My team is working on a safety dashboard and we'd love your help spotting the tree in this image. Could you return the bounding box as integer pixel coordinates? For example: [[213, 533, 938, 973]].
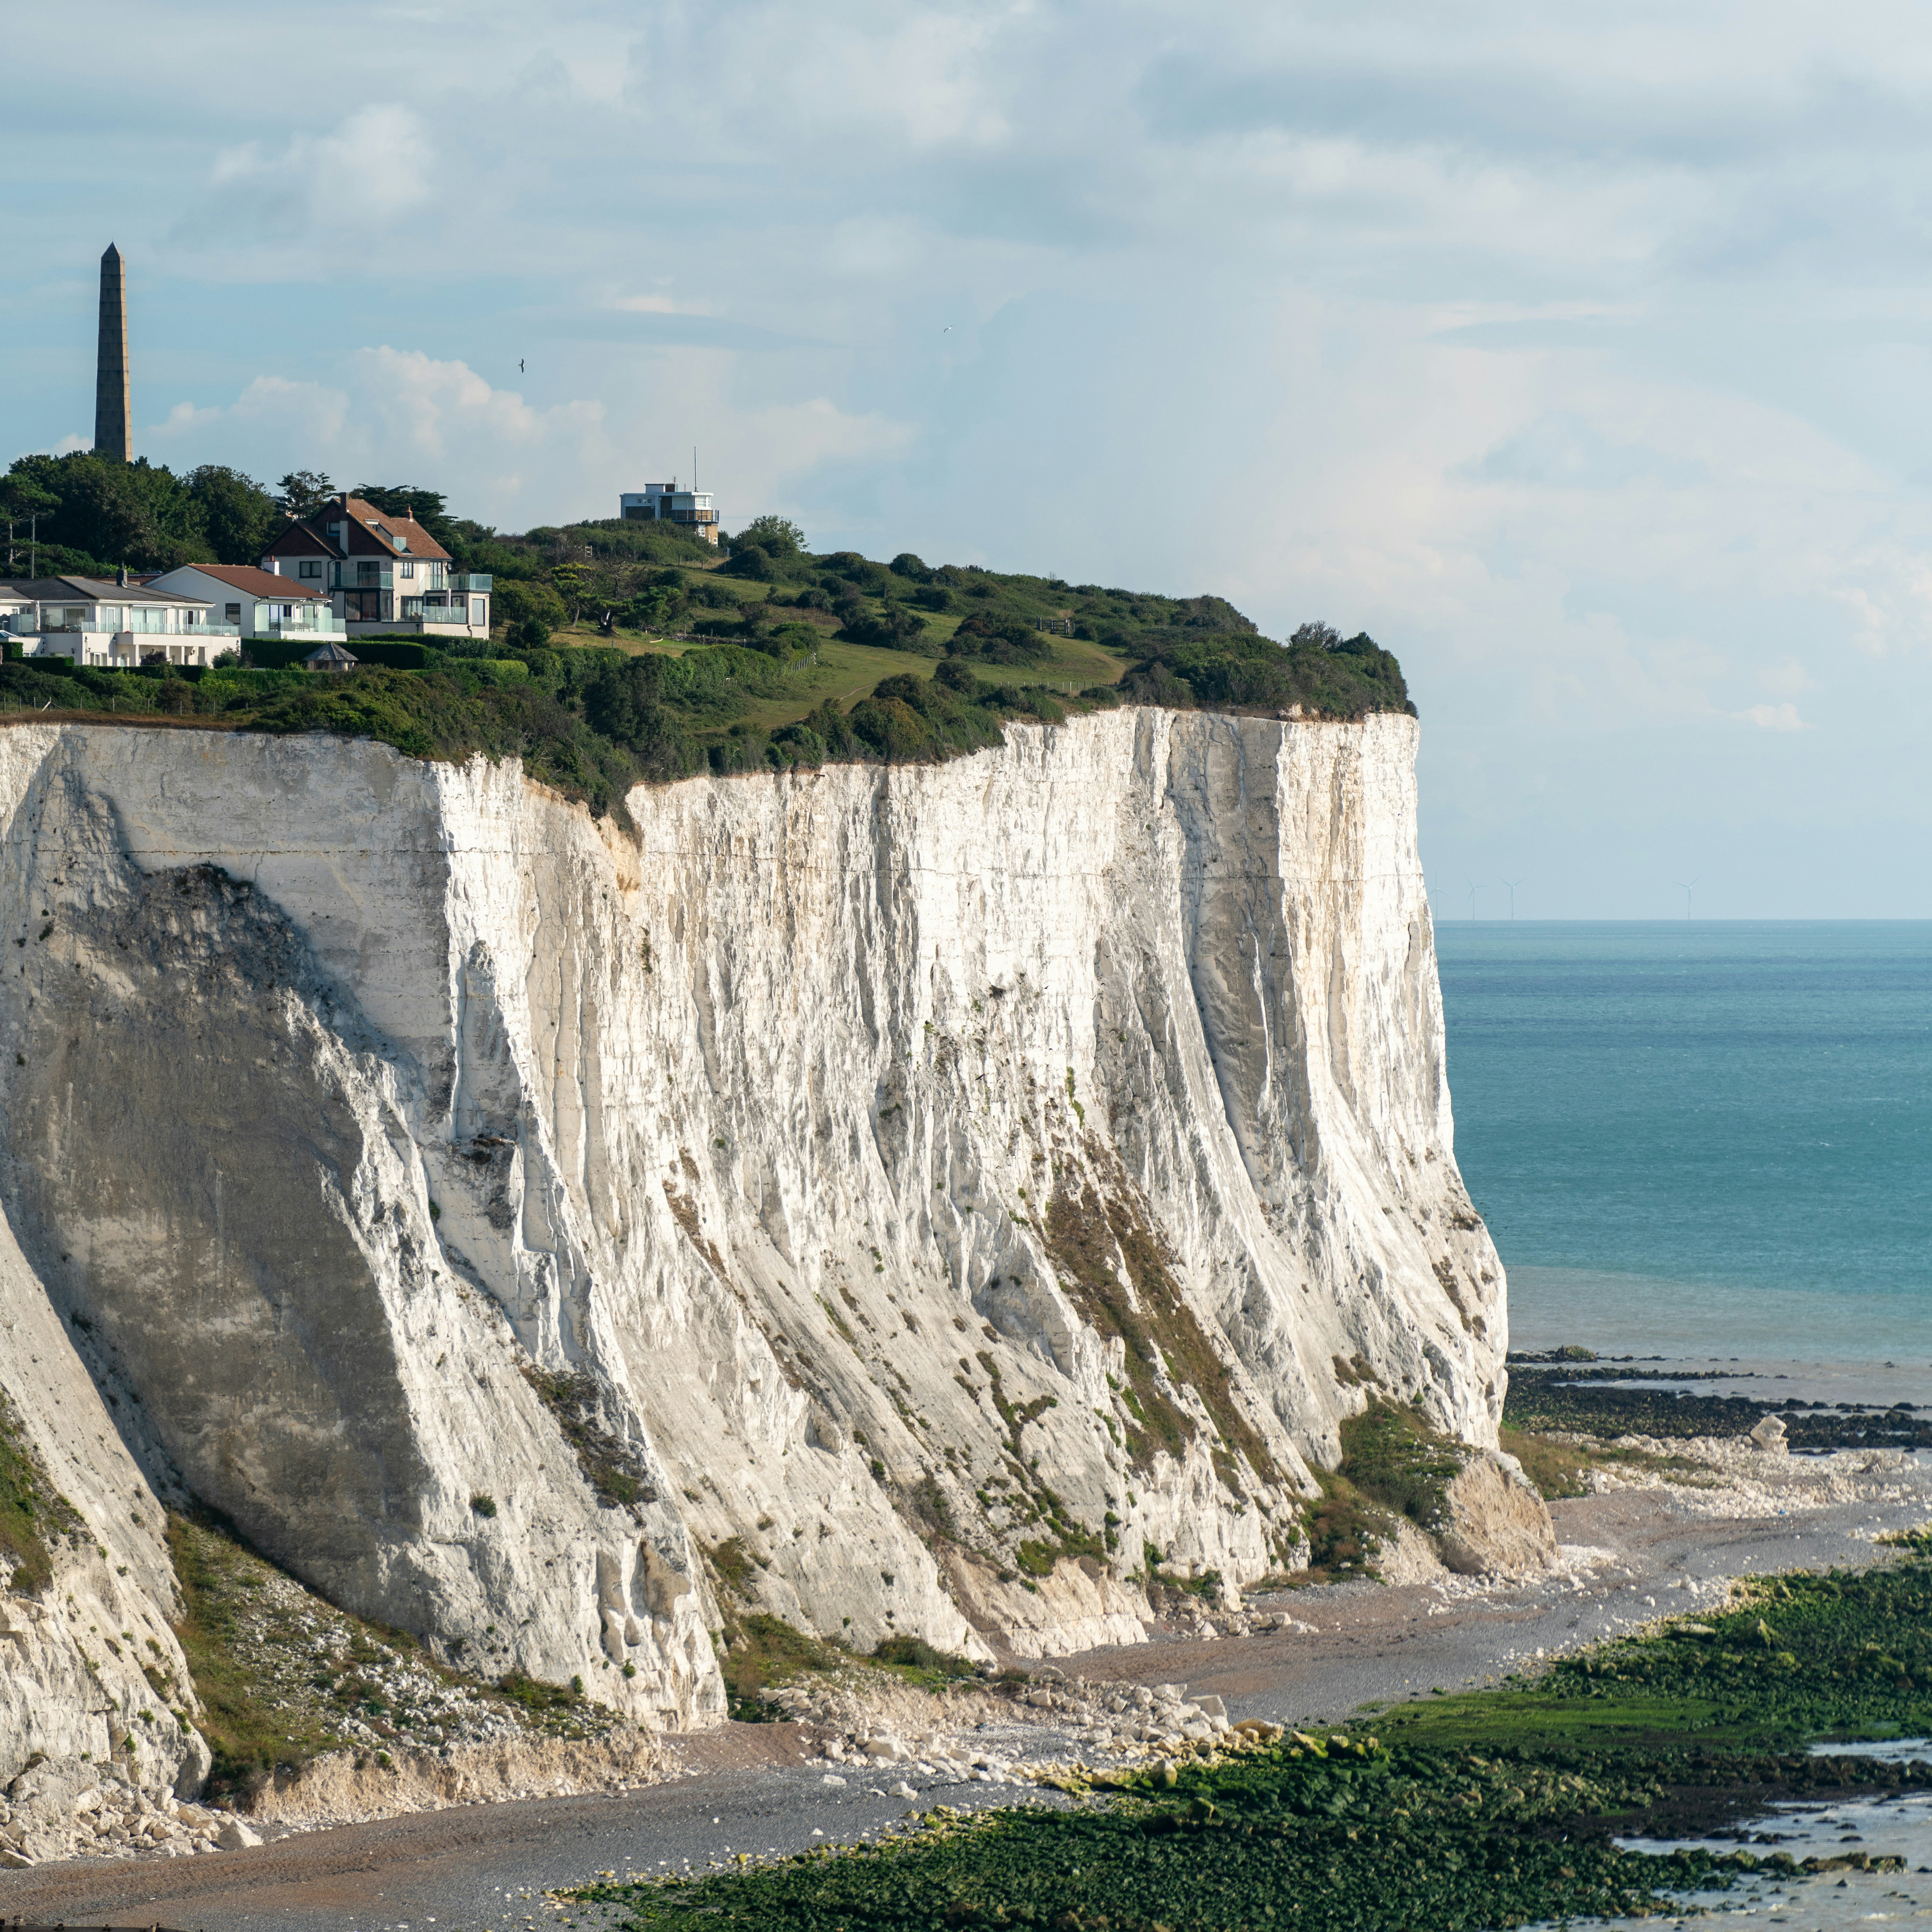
[[276, 471, 336, 522], [889, 552, 930, 580], [185, 465, 279, 566], [1290, 621, 1342, 652], [0, 477, 57, 572], [491, 577, 567, 636], [31, 455, 211, 571], [735, 515, 805, 559]]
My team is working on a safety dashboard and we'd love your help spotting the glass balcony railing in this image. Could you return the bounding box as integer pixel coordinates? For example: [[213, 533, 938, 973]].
[[402, 597, 482, 622], [257, 610, 346, 634], [449, 574, 492, 592]]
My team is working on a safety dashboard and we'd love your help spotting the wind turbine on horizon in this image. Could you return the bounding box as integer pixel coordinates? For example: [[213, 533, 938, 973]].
[[1501, 878, 1522, 919], [1466, 877, 1484, 921], [1676, 877, 1700, 919]]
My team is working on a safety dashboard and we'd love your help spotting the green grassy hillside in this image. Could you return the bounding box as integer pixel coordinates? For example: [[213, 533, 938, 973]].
[[0, 531, 1412, 818]]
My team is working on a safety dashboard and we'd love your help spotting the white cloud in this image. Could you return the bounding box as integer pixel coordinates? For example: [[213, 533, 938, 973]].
[[609, 294, 714, 316], [172, 105, 432, 265], [1736, 702, 1808, 731]]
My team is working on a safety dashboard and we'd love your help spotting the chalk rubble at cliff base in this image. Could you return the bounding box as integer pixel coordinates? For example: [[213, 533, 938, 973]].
[[0, 707, 1529, 1843]]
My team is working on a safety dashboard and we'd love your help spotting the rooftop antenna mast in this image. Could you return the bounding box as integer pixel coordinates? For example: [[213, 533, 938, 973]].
[[1676, 877, 1699, 920], [1501, 878, 1522, 919]]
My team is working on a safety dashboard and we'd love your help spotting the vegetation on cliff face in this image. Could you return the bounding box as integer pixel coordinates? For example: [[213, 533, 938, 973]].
[[164, 1507, 611, 1798], [569, 1555, 1932, 1930], [0, 1387, 85, 1594]]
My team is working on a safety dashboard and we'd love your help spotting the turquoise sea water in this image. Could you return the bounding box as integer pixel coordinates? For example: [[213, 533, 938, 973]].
[[1433, 922, 1932, 1366]]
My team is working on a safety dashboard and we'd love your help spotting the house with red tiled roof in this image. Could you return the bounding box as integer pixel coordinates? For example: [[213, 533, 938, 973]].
[[144, 563, 347, 648], [258, 494, 491, 638]]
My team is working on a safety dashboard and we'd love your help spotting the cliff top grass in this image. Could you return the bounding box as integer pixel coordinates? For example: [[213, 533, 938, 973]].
[[565, 1555, 1932, 1932], [0, 533, 1411, 817]]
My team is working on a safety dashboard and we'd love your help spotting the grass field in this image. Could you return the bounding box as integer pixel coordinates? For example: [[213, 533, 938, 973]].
[[542, 615, 1126, 744]]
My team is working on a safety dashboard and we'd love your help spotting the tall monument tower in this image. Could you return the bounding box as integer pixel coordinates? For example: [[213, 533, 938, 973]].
[[93, 243, 130, 462]]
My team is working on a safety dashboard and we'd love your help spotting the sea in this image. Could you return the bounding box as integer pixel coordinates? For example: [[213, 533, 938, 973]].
[[1436, 920, 1932, 1927], [1434, 920, 1932, 1403]]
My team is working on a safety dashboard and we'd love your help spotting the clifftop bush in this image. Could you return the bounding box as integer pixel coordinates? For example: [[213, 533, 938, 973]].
[[1120, 629, 1413, 720]]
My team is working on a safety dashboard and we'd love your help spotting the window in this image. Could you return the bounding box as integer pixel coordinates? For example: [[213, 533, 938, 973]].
[[226, 604, 242, 623], [298, 559, 322, 579], [400, 560, 415, 580]]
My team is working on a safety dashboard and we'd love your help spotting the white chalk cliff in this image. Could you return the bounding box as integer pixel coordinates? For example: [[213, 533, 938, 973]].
[[0, 708, 1507, 1806]]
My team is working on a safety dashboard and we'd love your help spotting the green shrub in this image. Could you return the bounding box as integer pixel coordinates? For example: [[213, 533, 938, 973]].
[[1, 1390, 83, 1594], [721, 544, 777, 581], [1119, 629, 1413, 720], [871, 1634, 976, 1679], [839, 606, 936, 653], [948, 614, 1050, 664]]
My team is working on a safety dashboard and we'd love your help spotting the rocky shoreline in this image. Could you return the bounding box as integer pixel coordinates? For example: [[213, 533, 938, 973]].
[[1505, 1350, 1932, 1450]]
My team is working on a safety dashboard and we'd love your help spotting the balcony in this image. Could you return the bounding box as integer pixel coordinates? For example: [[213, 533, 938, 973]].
[[256, 609, 347, 637], [449, 574, 492, 592]]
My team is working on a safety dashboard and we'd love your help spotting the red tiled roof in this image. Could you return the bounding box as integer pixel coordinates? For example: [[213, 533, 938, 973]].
[[160, 564, 330, 600], [262, 496, 453, 564]]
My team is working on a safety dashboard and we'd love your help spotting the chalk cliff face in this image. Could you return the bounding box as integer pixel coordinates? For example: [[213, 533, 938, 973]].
[[0, 709, 1505, 1786]]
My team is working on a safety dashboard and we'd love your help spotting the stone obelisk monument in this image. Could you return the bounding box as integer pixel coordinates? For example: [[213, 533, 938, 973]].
[[93, 243, 130, 462]]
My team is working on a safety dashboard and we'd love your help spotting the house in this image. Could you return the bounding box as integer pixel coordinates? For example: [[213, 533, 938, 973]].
[[143, 564, 346, 647], [0, 576, 226, 667], [618, 483, 718, 545], [259, 494, 492, 638]]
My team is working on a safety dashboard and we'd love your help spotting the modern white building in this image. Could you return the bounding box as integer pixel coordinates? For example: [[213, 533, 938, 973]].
[[0, 576, 228, 667], [619, 483, 717, 544], [259, 494, 492, 637], [143, 564, 346, 646]]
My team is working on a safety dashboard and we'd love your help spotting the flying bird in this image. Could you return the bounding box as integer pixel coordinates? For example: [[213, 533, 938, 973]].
[[519, 358, 525, 373], [942, 326, 952, 333]]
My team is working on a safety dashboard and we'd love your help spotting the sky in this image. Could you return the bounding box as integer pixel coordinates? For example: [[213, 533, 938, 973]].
[[4, 0, 1931, 919]]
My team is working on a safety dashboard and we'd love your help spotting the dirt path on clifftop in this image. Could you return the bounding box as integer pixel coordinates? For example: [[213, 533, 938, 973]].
[[3, 1464, 1926, 1932]]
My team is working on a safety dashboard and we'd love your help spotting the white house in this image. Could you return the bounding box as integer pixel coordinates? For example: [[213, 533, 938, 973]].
[[0, 576, 226, 667], [619, 483, 718, 544], [258, 494, 492, 638], [144, 564, 346, 647]]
